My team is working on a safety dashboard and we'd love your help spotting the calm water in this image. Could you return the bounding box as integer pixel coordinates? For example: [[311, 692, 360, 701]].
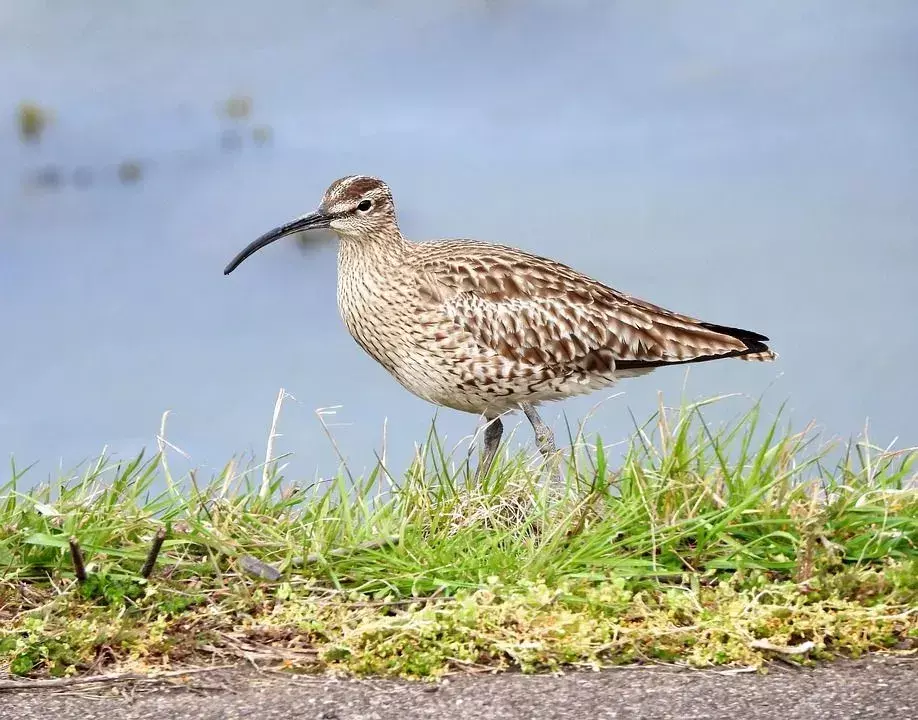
[[2, 1, 916, 485]]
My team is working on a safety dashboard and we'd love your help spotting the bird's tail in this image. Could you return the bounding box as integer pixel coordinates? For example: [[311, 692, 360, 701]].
[[696, 322, 777, 362], [739, 349, 778, 362]]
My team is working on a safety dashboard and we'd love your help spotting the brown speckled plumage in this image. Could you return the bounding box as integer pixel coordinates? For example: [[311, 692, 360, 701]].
[[225, 175, 776, 479]]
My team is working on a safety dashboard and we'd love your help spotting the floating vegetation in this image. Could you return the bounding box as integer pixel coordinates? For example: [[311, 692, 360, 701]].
[[223, 94, 252, 119], [117, 160, 143, 185], [252, 125, 273, 147], [16, 102, 50, 144], [217, 95, 273, 151], [14, 91, 275, 196]]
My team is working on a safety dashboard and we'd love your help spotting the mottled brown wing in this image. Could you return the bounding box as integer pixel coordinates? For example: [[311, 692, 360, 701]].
[[417, 241, 773, 372]]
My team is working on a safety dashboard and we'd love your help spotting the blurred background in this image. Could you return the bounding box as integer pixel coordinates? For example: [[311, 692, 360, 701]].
[[2, 0, 916, 486]]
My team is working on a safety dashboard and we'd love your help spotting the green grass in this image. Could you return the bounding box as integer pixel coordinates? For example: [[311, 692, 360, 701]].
[[1, 395, 917, 679]]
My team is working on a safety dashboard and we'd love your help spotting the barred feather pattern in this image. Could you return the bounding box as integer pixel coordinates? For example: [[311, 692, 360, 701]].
[[310, 174, 777, 417], [335, 234, 774, 419]]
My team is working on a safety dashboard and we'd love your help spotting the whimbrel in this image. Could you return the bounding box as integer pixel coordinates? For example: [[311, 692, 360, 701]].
[[224, 175, 776, 479]]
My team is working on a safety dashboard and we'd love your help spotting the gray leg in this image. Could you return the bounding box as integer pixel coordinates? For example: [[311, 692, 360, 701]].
[[476, 417, 503, 481], [521, 403, 562, 483], [521, 403, 556, 457]]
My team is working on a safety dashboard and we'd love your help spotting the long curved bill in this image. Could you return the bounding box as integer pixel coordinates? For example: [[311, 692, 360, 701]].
[[223, 211, 332, 275]]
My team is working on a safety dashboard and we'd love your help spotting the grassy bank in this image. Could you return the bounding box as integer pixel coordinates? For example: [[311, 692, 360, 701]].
[[2, 396, 917, 679]]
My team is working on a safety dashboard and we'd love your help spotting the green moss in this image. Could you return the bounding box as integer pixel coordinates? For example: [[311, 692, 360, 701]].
[[2, 571, 916, 679]]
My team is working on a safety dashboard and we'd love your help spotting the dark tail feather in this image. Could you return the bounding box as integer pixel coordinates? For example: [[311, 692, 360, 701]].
[[698, 322, 772, 355], [616, 323, 777, 370]]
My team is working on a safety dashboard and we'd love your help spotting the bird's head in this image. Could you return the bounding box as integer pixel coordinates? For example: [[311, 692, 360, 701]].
[[223, 175, 398, 275]]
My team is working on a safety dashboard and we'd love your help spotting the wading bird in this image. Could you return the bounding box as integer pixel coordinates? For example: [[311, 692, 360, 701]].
[[224, 175, 775, 479]]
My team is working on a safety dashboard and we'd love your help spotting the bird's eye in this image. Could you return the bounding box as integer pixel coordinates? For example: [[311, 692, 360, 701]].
[[357, 200, 372, 212]]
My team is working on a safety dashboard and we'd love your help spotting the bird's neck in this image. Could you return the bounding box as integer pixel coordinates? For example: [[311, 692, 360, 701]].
[[335, 227, 412, 346], [336, 227, 410, 274]]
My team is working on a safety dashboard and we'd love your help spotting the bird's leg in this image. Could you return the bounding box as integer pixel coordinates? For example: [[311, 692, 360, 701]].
[[520, 403, 562, 483], [521, 403, 555, 456], [476, 416, 503, 481]]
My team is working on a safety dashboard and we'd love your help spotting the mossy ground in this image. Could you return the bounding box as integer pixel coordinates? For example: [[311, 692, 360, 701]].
[[2, 396, 916, 679]]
